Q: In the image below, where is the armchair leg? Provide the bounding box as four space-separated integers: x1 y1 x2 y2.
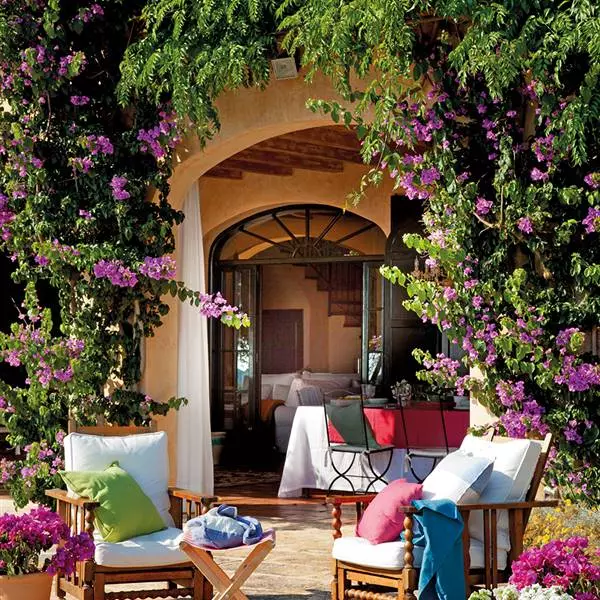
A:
331 559 338 600
93 573 105 600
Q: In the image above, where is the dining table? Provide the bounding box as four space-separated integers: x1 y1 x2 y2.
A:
327 403 470 448
277 403 470 498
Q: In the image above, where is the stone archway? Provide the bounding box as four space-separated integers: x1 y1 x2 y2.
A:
144 73 394 474
168 72 346 212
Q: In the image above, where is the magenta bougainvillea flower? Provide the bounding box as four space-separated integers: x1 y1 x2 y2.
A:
0 506 94 576
509 538 600 599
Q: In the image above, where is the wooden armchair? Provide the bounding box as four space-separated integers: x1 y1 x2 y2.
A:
46 422 217 600
328 434 558 600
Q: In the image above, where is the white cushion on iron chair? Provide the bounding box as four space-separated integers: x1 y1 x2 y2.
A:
332 536 507 571
94 527 188 568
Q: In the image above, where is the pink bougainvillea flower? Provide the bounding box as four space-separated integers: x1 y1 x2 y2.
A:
517 217 533 234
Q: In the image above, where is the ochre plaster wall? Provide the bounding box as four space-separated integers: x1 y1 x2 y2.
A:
199 164 394 253
261 265 361 373
142 73 395 479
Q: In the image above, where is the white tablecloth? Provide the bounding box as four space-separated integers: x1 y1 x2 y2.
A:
278 406 431 498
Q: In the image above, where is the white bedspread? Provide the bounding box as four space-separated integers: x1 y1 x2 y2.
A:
278 406 430 497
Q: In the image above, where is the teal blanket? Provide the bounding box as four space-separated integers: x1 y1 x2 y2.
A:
412 499 465 600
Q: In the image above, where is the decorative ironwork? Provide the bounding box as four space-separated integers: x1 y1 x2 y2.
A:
217 206 382 262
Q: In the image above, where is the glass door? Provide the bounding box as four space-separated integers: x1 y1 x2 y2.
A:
361 262 384 387
216 265 259 432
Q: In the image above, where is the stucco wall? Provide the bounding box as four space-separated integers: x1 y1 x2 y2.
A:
261 264 361 373
142 73 397 479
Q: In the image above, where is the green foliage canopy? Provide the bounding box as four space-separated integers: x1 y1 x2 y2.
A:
121 0 600 505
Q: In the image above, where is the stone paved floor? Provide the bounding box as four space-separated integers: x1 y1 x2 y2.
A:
2 482 345 600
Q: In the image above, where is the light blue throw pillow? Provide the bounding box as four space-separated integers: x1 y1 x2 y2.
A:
422 450 494 503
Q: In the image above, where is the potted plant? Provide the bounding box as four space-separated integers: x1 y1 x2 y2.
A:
0 506 95 599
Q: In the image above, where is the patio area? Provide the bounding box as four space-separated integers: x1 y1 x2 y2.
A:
4 480 338 600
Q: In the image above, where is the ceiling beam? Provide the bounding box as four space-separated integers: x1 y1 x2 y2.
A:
255 137 364 164
232 148 344 172
283 127 361 151
224 159 293 176
203 166 244 180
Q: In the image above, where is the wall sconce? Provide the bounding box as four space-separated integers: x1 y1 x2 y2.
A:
271 57 298 80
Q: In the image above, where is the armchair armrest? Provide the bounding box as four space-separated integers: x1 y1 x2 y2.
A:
45 489 98 539
326 494 378 506
46 488 99 508
168 487 217 528
458 499 559 512
168 487 217 506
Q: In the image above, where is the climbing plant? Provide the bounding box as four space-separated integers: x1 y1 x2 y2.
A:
0 1 248 507
279 0 600 504
2 0 599 506
118 0 281 142
122 0 600 504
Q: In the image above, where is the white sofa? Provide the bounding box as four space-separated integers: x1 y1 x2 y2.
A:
263 371 359 453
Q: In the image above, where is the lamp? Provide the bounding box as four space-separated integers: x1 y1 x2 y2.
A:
271 57 298 80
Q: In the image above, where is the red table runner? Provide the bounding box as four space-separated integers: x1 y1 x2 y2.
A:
328 406 469 448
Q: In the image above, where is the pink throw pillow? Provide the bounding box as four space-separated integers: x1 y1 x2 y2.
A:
356 479 423 544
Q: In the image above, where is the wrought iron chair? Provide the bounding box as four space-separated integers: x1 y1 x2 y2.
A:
398 396 450 483
323 395 394 493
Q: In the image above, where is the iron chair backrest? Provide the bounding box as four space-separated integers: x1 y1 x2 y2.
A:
397 396 450 453
323 396 380 450
296 386 323 406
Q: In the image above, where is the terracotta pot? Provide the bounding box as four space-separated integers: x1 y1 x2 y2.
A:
0 571 52 600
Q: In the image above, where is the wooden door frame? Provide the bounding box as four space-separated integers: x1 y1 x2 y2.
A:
208 205 386 433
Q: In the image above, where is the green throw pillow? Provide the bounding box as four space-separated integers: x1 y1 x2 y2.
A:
60 461 166 543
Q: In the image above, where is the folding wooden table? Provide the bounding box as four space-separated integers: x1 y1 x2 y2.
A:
180 530 276 600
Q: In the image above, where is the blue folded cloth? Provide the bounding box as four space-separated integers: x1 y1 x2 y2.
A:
411 498 465 600
184 504 264 549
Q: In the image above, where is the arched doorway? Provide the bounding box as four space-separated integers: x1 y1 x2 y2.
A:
209 205 387 443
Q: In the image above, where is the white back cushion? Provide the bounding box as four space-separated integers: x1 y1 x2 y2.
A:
272 383 291 402
459 436 541 502
303 372 357 381
63 431 172 527
422 450 494 503
459 435 542 550
261 373 297 387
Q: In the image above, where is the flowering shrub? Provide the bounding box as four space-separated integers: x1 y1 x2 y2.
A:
271 2 600 504
509 537 600 600
125 0 600 505
0 2 248 505
524 503 600 551
468 584 574 600
0 506 94 577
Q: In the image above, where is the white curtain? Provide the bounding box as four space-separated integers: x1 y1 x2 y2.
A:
176 182 214 494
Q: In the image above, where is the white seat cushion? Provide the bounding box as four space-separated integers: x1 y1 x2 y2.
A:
63 431 173 528
94 527 188 567
332 536 506 571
